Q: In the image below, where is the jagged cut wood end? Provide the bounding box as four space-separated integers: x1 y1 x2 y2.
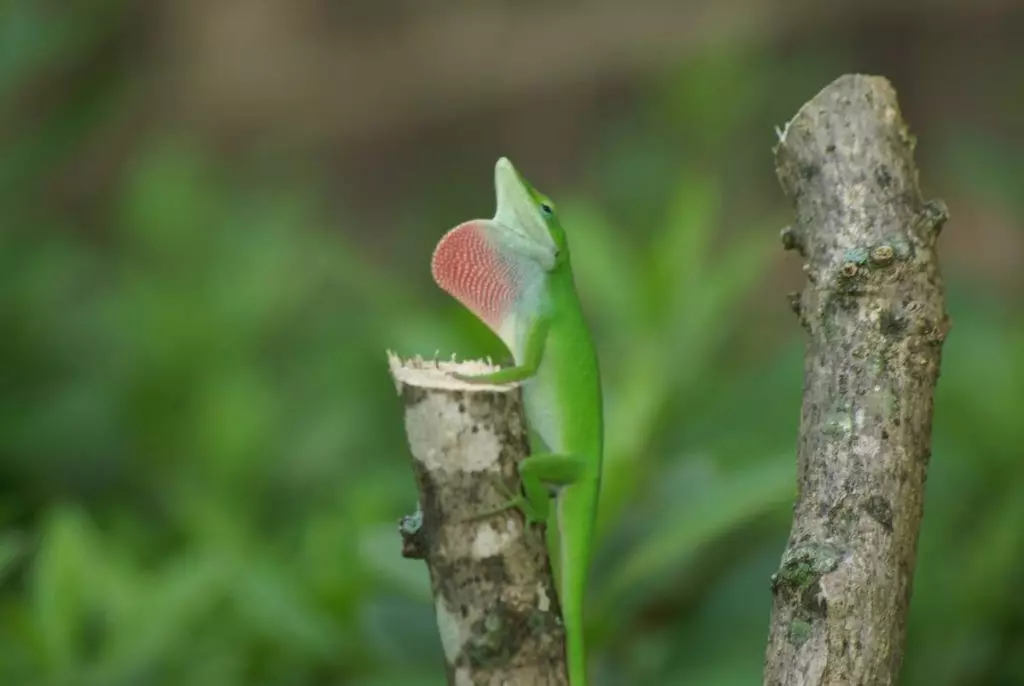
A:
386 350 519 394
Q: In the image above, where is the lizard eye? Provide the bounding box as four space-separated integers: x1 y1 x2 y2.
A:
539 203 554 216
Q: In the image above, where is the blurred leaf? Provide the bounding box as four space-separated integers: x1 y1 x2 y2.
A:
646 171 720 323
359 596 443 667
229 560 338 658
0 530 27 587
357 673 446 686
954 492 1024 623
598 455 793 611
359 524 432 603
559 198 642 333
30 508 99 679
940 131 1024 214
0 1 126 96
95 552 230 684
598 201 774 534
653 45 762 154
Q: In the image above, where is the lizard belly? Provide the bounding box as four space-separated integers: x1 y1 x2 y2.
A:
521 372 564 455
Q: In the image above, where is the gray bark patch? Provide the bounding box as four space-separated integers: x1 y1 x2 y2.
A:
763 75 949 686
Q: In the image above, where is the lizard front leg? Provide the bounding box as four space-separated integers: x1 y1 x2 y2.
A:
452 317 550 385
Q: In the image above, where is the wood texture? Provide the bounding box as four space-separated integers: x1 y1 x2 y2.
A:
763 75 950 686
389 354 567 686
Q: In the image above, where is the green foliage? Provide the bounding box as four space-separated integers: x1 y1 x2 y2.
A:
2 4 1022 684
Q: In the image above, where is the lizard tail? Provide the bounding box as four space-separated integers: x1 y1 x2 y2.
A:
555 482 599 686
565 603 588 686
559 529 589 686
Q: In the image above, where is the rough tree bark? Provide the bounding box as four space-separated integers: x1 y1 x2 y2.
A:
388 353 568 686
763 75 950 685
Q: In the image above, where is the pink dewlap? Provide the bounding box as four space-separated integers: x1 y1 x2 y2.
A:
431 220 518 332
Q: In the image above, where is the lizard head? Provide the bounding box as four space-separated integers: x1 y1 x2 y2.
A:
430 157 566 335
491 156 567 270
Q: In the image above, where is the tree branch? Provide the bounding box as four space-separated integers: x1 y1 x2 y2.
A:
763 74 950 685
387 353 568 686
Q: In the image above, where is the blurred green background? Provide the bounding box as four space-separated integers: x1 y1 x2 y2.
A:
1 2 1022 685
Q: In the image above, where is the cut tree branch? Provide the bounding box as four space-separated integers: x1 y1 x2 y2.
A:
388 353 568 686
763 75 950 685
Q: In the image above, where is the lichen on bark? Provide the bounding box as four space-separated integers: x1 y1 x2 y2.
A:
388 353 568 686
763 75 949 686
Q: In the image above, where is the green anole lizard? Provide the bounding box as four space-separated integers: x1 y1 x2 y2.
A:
431 157 603 685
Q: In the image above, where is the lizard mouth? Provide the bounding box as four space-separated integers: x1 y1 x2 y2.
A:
491 157 557 267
